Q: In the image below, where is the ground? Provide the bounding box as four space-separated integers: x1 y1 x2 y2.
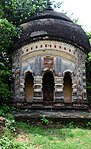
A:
0 118 91 149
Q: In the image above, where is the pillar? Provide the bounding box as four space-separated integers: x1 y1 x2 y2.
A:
33 76 43 102
19 75 25 102
54 76 64 102
82 63 87 101
72 76 78 101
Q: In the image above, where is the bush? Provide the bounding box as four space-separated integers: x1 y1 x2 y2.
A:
0 136 29 149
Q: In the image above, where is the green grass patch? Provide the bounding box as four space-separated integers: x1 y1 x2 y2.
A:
0 121 91 149
14 121 91 149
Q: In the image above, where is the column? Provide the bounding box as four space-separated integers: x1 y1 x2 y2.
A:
15 68 21 101
33 76 43 102
54 76 64 102
82 63 87 101
72 76 78 101
19 76 25 102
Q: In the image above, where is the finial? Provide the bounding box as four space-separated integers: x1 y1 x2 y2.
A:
46 0 53 10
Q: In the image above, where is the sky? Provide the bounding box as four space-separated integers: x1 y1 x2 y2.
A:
54 0 91 32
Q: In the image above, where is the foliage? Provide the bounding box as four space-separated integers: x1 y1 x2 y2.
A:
86 53 91 101
87 32 91 44
86 32 91 100
1 0 47 25
0 0 62 25
86 122 91 128
0 114 30 149
53 0 63 8
0 19 18 52
5 114 15 132
41 116 49 125
1 121 91 149
0 104 10 116
0 118 91 149
0 57 11 102
0 122 29 149
0 19 19 102
0 137 29 149
88 52 91 61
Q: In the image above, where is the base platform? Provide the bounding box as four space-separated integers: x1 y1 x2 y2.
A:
13 109 91 122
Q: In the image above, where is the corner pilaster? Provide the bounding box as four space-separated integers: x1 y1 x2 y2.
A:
72 77 78 101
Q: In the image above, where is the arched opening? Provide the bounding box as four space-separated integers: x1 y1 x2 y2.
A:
63 72 72 103
25 72 34 102
42 71 54 104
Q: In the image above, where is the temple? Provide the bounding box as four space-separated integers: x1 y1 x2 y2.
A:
11 2 90 110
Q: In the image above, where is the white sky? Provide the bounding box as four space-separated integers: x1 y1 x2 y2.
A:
54 0 91 31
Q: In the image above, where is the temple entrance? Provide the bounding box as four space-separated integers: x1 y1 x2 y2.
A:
42 71 54 104
63 72 72 103
25 72 34 102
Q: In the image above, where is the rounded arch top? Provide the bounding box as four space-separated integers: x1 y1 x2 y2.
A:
63 69 73 77
24 70 33 79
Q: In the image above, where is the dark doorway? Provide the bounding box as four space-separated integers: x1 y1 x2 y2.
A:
42 71 54 104
25 72 34 102
63 72 72 103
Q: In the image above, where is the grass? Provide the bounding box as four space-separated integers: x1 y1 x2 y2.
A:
0 120 91 149
14 122 91 149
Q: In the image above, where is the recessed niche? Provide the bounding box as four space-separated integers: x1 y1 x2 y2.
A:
26 49 28 52
64 47 66 50
74 51 75 55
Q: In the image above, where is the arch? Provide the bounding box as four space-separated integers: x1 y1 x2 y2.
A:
24 71 34 102
63 69 73 77
42 71 54 103
63 72 72 103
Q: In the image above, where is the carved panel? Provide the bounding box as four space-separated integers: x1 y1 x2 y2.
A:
22 49 76 62
34 57 42 76
54 57 62 76
43 56 54 71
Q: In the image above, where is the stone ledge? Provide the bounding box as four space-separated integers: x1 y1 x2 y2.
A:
9 102 89 110
13 110 91 120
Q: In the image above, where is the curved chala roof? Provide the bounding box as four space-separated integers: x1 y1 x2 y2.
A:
14 7 90 53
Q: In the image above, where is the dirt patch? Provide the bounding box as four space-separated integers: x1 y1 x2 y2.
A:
0 117 5 135
15 131 29 143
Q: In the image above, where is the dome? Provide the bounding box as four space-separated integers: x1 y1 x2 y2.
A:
15 8 90 52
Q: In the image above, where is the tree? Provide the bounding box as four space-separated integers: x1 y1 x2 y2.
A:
87 32 91 44
0 19 19 102
86 32 91 102
0 0 47 25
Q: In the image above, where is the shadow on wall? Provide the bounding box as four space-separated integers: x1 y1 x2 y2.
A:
24 71 34 102
63 72 72 103
42 71 54 102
